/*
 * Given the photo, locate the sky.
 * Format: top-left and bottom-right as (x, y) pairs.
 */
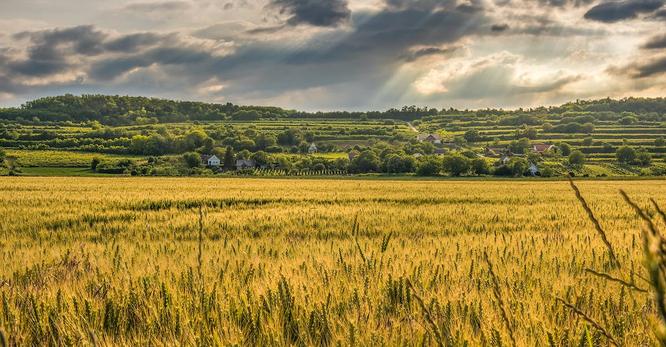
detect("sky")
(0, 0), (665, 111)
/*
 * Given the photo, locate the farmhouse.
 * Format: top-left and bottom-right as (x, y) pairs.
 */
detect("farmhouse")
(417, 133), (442, 144)
(485, 147), (508, 157)
(532, 144), (556, 154)
(236, 159), (256, 170)
(201, 155), (221, 167)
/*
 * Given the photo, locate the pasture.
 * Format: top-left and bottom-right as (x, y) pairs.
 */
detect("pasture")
(0, 178), (665, 345)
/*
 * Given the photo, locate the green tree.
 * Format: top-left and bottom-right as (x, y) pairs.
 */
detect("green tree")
(91, 157), (101, 171)
(183, 152), (202, 168)
(559, 143), (571, 156)
(416, 156), (441, 176)
(509, 158), (528, 177)
(656, 137), (665, 147)
(582, 137), (594, 146)
(442, 154), (470, 176)
(637, 150), (652, 166)
(568, 150), (585, 167)
(464, 129), (481, 143)
(250, 151), (269, 167)
(471, 158), (490, 175)
(223, 146), (235, 170)
(350, 150), (381, 173)
(616, 146), (636, 164)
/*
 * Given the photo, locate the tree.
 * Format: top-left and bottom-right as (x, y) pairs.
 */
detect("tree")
(223, 146), (235, 170)
(416, 156), (441, 176)
(350, 150), (381, 173)
(568, 150), (585, 167)
(0, 148), (5, 165)
(509, 138), (531, 154)
(91, 157), (101, 171)
(183, 152), (202, 168)
(656, 137), (665, 147)
(442, 154), (470, 176)
(464, 129), (481, 143)
(471, 158), (490, 175)
(250, 151), (269, 167)
(616, 146), (636, 164)
(637, 150), (652, 166)
(582, 137), (594, 146)
(619, 115), (637, 125)
(509, 158), (528, 177)
(559, 143), (571, 156)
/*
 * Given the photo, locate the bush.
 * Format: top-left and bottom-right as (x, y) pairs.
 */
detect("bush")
(568, 150), (585, 167)
(615, 146), (636, 164)
(182, 152), (202, 168)
(442, 154), (471, 176)
(91, 157), (101, 171)
(416, 156), (441, 176)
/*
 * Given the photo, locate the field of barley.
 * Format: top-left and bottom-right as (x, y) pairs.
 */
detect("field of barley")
(1, 177), (665, 346)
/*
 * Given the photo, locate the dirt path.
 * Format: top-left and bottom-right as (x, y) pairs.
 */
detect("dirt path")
(407, 122), (418, 133)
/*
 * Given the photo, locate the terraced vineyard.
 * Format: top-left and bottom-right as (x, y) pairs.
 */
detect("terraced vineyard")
(1, 177), (665, 345)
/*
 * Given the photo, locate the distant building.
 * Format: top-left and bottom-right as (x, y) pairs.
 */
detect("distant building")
(417, 133), (442, 144)
(532, 144), (555, 154)
(413, 153), (424, 158)
(236, 159), (256, 170)
(201, 155), (221, 167)
(308, 143), (318, 154)
(485, 147), (508, 157)
(434, 148), (446, 155)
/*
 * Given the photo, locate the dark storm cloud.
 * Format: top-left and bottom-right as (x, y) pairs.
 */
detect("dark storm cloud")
(533, 0), (594, 6)
(385, 0), (457, 10)
(8, 25), (107, 77)
(634, 56), (666, 77)
(643, 34), (666, 49)
(584, 0), (665, 23)
(104, 33), (164, 52)
(123, 1), (192, 13)
(89, 46), (214, 80)
(652, 8), (666, 18)
(491, 23), (510, 32)
(402, 46), (460, 62)
(268, 0), (351, 27)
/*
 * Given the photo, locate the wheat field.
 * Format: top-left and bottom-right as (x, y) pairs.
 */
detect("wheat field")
(0, 177), (665, 346)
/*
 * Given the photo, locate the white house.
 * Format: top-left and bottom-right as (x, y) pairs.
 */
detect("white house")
(417, 133), (442, 144)
(207, 155), (220, 167)
(308, 143), (318, 154)
(236, 159), (256, 170)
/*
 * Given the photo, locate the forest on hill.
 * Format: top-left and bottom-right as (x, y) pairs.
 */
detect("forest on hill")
(0, 95), (665, 178)
(2, 94), (665, 126)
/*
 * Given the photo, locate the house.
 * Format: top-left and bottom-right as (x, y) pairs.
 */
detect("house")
(532, 144), (556, 154)
(528, 162), (539, 176)
(485, 147), (507, 157)
(434, 148), (447, 155)
(417, 133), (442, 144)
(235, 159), (256, 170)
(413, 153), (424, 158)
(308, 143), (318, 154)
(201, 155), (221, 167)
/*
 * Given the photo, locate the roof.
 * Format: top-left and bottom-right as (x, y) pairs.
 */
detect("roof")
(207, 155), (220, 162)
(417, 133), (441, 141)
(236, 159), (256, 167)
(532, 144), (555, 153)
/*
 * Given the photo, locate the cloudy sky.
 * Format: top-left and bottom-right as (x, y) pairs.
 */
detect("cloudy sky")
(0, 0), (665, 111)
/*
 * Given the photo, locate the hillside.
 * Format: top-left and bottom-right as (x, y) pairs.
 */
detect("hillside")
(0, 95), (665, 178)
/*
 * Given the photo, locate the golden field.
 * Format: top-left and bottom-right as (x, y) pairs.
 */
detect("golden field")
(1, 177), (665, 346)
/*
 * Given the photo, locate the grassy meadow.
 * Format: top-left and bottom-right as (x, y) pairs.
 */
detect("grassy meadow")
(1, 177), (666, 345)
